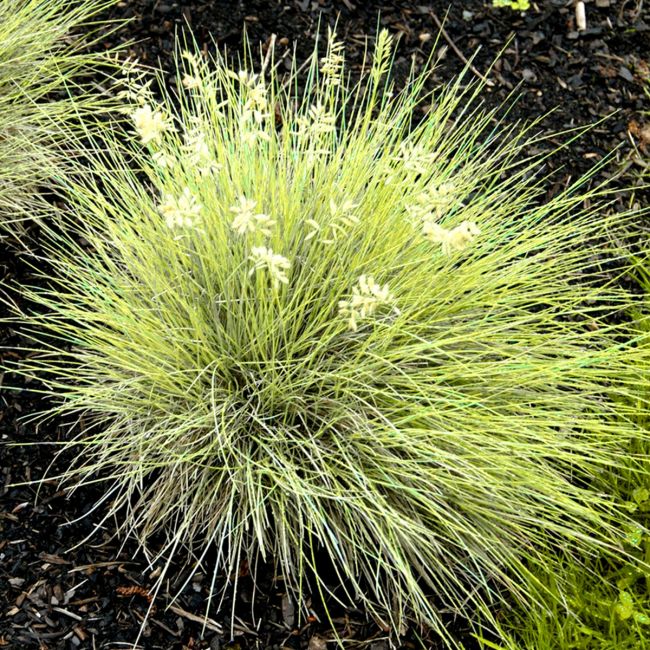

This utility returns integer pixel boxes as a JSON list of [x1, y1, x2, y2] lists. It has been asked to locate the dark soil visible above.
[[1, 1, 649, 649]]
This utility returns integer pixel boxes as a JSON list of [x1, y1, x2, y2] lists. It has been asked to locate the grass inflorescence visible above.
[[4, 30, 650, 647]]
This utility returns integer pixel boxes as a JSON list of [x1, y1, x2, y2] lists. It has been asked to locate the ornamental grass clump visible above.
[[7, 31, 650, 645], [0, 0, 118, 222]]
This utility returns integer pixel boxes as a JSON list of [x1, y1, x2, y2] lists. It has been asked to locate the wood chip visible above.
[[575, 1, 587, 32], [308, 634, 328, 650], [73, 626, 88, 641], [281, 594, 295, 628]]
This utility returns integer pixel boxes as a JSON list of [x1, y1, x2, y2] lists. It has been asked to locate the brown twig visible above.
[[150, 618, 180, 637], [167, 604, 223, 633], [429, 11, 495, 87], [261, 33, 277, 76], [68, 561, 135, 574]]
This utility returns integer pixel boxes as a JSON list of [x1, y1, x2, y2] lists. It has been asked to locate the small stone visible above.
[[521, 68, 537, 83], [531, 31, 545, 45], [618, 66, 634, 82]]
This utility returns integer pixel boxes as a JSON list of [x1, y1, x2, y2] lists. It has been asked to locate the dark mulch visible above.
[[1, 1, 649, 649]]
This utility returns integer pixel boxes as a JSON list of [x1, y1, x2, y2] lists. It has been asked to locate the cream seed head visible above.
[[447, 220, 481, 251], [320, 28, 345, 86], [423, 219, 481, 254], [306, 198, 360, 243], [406, 184, 459, 226], [248, 246, 291, 288], [246, 81, 268, 112], [180, 52, 210, 92], [230, 195, 275, 237], [182, 73, 201, 90], [132, 103, 173, 145], [436, 181, 455, 196], [330, 198, 358, 218], [405, 190, 438, 224], [240, 127, 271, 145], [222, 70, 271, 133], [327, 198, 359, 239], [405, 202, 430, 224], [230, 69, 269, 122], [339, 274, 394, 331], [422, 220, 445, 240], [151, 151, 170, 168], [158, 187, 201, 229], [229, 69, 257, 86], [429, 182, 458, 218], [184, 129, 221, 175], [117, 58, 157, 108], [370, 29, 394, 84], [242, 107, 270, 126], [296, 102, 336, 137], [395, 141, 438, 176], [180, 50, 199, 66]]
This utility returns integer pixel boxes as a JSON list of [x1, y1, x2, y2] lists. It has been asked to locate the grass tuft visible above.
[[4, 31, 650, 646], [0, 0, 121, 225]]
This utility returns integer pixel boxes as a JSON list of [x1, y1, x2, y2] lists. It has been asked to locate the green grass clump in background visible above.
[[481, 440, 650, 650], [492, 0, 531, 13], [4, 30, 650, 648], [0, 0, 118, 224]]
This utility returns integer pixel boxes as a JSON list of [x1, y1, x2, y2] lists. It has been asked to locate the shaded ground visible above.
[[1, 1, 649, 648]]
